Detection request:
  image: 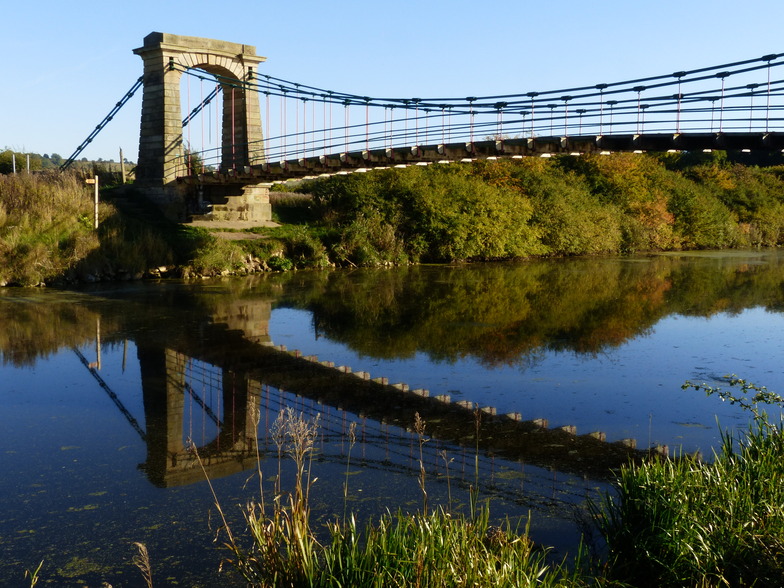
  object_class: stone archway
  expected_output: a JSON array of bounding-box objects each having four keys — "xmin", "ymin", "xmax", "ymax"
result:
[{"xmin": 133, "ymin": 32, "xmax": 269, "ymax": 221}]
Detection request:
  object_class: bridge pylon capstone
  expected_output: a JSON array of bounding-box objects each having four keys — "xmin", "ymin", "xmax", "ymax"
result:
[{"xmin": 133, "ymin": 32, "xmax": 270, "ymax": 222}]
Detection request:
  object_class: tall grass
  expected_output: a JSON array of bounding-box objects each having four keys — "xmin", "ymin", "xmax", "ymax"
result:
[
  {"xmin": 320, "ymin": 507, "xmax": 586, "ymax": 588},
  {"xmin": 0, "ymin": 171, "xmax": 100, "ymax": 285},
  {"xmin": 199, "ymin": 408, "xmax": 584, "ymax": 587},
  {"xmin": 0, "ymin": 171, "xmax": 88, "ymax": 222},
  {"xmin": 0, "ymin": 172, "xmax": 186, "ymax": 284},
  {"xmin": 595, "ymin": 377, "xmax": 784, "ymax": 587}
]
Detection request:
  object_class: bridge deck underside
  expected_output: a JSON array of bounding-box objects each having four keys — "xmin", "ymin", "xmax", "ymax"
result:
[{"xmin": 181, "ymin": 132, "xmax": 784, "ymax": 184}]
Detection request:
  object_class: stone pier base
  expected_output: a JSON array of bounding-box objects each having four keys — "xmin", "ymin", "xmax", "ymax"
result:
[
  {"xmin": 201, "ymin": 184, "xmax": 271, "ymax": 222},
  {"xmin": 132, "ymin": 32, "xmax": 269, "ymax": 225},
  {"xmin": 136, "ymin": 182, "xmax": 271, "ymax": 223}
]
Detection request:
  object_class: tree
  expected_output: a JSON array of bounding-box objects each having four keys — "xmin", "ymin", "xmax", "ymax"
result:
[{"xmin": 0, "ymin": 150, "xmax": 18, "ymax": 174}]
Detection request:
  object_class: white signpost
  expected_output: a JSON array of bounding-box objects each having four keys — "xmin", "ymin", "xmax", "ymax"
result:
[{"xmin": 85, "ymin": 176, "xmax": 99, "ymax": 229}]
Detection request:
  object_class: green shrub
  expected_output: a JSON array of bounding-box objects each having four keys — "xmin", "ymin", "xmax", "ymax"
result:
[
  {"xmin": 520, "ymin": 167, "xmax": 623, "ymax": 255},
  {"xmin": 188, "ymin": 236, "xmax": 247, "ymax": 275},
  {"xmin": 746, "ymin": 202, "xmax": 784, "ymax": 246},
  {"xmin": 307, "ymin": 164, "xmax": 542, "ymax": 263},
  {"xmin": 668, "ymin": 182, "xmax": 739, "ymax": 249},
  {"xmin": 267, "ymin": 255, "xmax": 294, "ymax": 271},
  {"xmin": 282, "ymin": 225, "xmax": 331, "ymax": 268},
  {"xmin": 330, "ymin": 211, "xmax": 409, "ymax": 266},
  {"xmin": 5, "ymin": 152, "xmax": 784, "ymax": 282}
]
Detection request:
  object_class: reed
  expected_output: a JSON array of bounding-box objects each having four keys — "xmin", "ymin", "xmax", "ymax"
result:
[
  {"xmin": 132, "ymin": 542, "xmax": 154, "ymax": 588},
  {"xmin": 24, "ymin": 560, "xmax": 43, "ymax": 588},
  {"xmin": 595, "ymin": 377, "xmax": 784, "ymax": 587},
  {"xmin": 208, "ymin": 407, "xmax": 322, "ymax": 586},
  {"xmin": 343, "ymin": 421, "xmax": 357, "ymax": 523},
  {"xmin": 414, "ymin": 411, "xmax": 428, "ymax": 514},
  {"xmin": 320, "ymin": 506, "xmax": 585, "ymax": 588},
  {"xmin": 199, "ymin": 407, "xmax": 584, "ymax": 587}
]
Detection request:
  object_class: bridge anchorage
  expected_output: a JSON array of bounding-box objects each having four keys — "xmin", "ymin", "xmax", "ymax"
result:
[
  {"xmin": 129, "ymin": 32, "xmax": 784, "ymax": 222},
  {"xmin": 133, "ymin": 32, "xmax": 270, "ymax": 222}
]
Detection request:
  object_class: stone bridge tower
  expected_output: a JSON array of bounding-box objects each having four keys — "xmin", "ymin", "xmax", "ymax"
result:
[{"xmin": 133, "ymin": 32, "xmax": 270, "ymax": 221}]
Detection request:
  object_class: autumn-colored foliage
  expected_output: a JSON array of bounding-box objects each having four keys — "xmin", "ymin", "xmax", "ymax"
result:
[{"xmin": 300, "ymin": 151, "xmax": 784, "ymax": 262}]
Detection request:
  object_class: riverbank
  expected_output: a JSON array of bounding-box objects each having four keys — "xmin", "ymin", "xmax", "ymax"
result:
[{"xmin": 1, "ymin": 150, "xmax": 783, "ymax": 286}]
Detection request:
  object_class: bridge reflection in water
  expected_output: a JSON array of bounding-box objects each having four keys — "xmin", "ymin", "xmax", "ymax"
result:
[
  {"xmin": 7, "ymin": 254, "xmax": 784, "ymax": 584},
  {"xmin": 53, "ymin": 249, "xmax": 784, "ymax": 500},
  {"xmin": 137, "ymin": 348, "xmax": 259, "ymax": 487},
  {"xmin": 118, "ymin": 291, "xmax": 639, "ymax": 517}
]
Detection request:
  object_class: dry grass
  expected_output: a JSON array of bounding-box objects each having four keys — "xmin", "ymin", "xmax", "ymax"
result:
[{"xmin": 0, "ymin": 172, "xmax": 99, "ymax": 285}]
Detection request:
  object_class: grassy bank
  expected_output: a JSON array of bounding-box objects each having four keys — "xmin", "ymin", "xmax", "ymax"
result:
[
  {"xmin": 0, "ymin": 171, "xmax": 235, "ymax": 285},
  {"xmin": 184, "ymin": 150, "xmax": 784, "ymax": 275},
  {"xmin": 200, "ymin": 407, "xmax": 590, "ymax": 588},
  {"xmin": 595, "ymin": 377, "xmax": 784, "ymax": 587},
  {"xmin": 2, "ymin": 150, "xmax": 784, "ymax": 285},
  {"xmin": 0, "ymin": 171, "xmax": 101, "ymax": 286}
]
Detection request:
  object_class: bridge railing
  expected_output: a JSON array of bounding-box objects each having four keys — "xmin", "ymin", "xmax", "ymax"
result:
[{"xmin": 173, "ymin": 52, "xmax": 784, "ymax": 177}]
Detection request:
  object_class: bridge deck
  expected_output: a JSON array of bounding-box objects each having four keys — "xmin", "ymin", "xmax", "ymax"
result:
[{"xmin": 181, "ymin": 132, "xmax": 784, "ymax": 184}]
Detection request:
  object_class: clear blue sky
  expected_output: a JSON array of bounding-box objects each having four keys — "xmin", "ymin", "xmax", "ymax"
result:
[{"xmin": 3, "ymin": 0, "xmax": 781, "ymax": 162}]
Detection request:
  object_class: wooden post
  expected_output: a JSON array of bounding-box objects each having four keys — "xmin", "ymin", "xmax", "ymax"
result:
[
  {"xmin": 95, "ymin": 317, "xmax": 102, "ymax": 370},
  {"xmin": 86, "ymin": 176, "xmax": 99, "ymax": 228},
  {"xmin": 88, "ymin": 317, "xmax": 102, "ymax": 370},
  {"xmin": 119, "ymin": 148, "xmax": 127, "ymax": 184},
  {"xmin": 93, "ymin": 175, "xmax": 99, "ymax": 228}
]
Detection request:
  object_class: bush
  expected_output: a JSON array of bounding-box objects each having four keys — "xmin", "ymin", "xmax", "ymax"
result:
[
  {"xmin": 306, "ymin": 164, "xmax": 542, "ymax": 263},
  {"xmin": 5, "ymin": 152, "xmax": 784, "ymax": 283},
  {"xmin": 668, "ymin": 182, "xmax": 739, "ymax": 249},
  {"xmin": 516, "ymin": 165, "xmax": 623, "ymax": 255},
  {"xmin": 188, "ymin": 236, "xmax": 247, "ymax": 275},
  {"xmin": 330, "ymin": 211, "xmax": 409, "ymax": 266},
  {"xmin": 282, "ymin": 225, "xmax": 331, "ymax": 268},
  {"xmin": 746, "ymin": 202, "xmax": 784, "ymax": 246}
]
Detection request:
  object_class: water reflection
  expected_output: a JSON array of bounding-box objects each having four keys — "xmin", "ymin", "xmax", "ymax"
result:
[
  {"xmin": 284, "ymin": 252, "xmax": 784, "ymax": 363},
  {"xmin": 5, "ymin": 250, "xmax": 783, "ymax": 369},
  {"xmin": 135, "ymin": 348, "xmax": 259, "ymax": 488},
  {"xmin": 3, "ymin": 251, "xmax": 784, "ymax": 473},
  {"xmin": 2, "ymin": 250, "xmax": 784, "ymax": 584}
]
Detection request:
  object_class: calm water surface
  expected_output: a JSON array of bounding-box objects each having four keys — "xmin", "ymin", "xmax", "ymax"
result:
[{"xmin": 2, "ymin": 251, "xmax": 784, "ymax": 585}]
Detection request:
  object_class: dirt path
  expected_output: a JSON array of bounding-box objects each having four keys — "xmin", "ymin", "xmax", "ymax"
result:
[{"xmin": 184, "ymin": 219, "xmax": 279, "ymax": 240}]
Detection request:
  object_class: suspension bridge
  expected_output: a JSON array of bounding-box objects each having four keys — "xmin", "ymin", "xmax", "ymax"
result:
[{"xmin": 63, "ymin": 32, "xmax": 784, "ymax": 222}]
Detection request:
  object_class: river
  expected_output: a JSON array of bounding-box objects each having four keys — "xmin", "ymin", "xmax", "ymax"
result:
[{"xmin": 2, "ymin": 250, "xmax": 783, "ymax": 586}]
